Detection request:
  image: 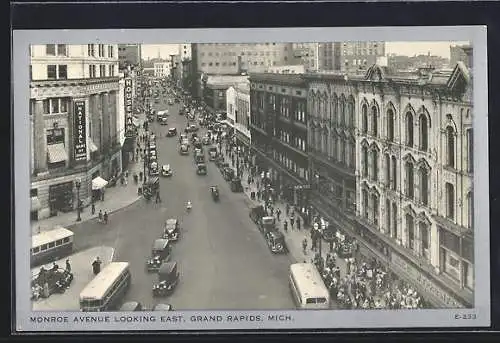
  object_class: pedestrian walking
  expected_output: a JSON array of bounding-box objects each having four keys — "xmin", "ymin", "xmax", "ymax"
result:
[
  {"xmin": 290, "ymin": 217, "xmax": 295, "ymax": 229},
  {"xmin": 297, "ymin": 217, "xmax": 301, "ymax": 230},
  {"xmin": 155, "ymin": 191, "xmax": 162, "ymax": 203},
  {"xmin": 91, "ymin": 202, "xmax": 96, "ymax": 215},
  {"xmin": 329, "ymin": 240, "xmax": 334, "ymax": 253},
  {"xmin": 98, "ymin": 210, "xmax": 103, "ymax": 223},
  {"xmin": 103, "ymin": 211, "xmax": 108, "ymax": 224},
  {"xmin": 92, "ymin": 257, "xmax": 102, "ymax": 275},
  {"xmin": 286, "ymin": 203, "xmax": 290, "ymax": 216},
  {"xmin": 302, "ymin": 238, "xmax": 308, "ymax": 254},
  {"xmin": 283, "ymin": 220, "xmax": 288, "ymax": 233},
  {"xmin": 276, "ymin": 208, "xmax": 281, "ymax": 221},
  {"xmin": 139, "ymin": 171, "xmax": 143, "ymax": 182},
  {"xmin": 65, "ymin": 259, "xmax": 71, "ymax": 273}
]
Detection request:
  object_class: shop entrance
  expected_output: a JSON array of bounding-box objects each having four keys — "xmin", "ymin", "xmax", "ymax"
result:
[{"xmin": 48, "ymin": 181, "xmax": 73, "ymax": 216}]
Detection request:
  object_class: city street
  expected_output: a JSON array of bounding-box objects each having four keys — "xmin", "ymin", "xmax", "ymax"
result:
[{"xmin": 69, "ymin": 91, "xmax": 295, "ymax": 310}]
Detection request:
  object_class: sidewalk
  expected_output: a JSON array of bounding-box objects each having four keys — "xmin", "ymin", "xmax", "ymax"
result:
[{"xmin": 31, "ymin": 246, "xmax": 114, "ymax": 311}]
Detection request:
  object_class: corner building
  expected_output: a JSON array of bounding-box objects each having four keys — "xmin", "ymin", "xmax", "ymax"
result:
[{"xmin": 30, "ymin": 44, "xmax": 121, "ymax": 221}]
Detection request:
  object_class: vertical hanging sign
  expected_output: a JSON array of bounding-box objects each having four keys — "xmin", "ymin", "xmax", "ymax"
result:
[
  {"xmin": 74, "ymin": 100, "xmax": 87, "ymax": 161},
  {"xmin": 124, "ymin": 77, "xmax": 136, "ymax": 137}
]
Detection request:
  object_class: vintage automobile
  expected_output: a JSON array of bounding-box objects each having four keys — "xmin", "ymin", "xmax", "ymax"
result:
[
  {"xmin": 259, "ymin": 216, "xmax": 277, "ymax": 234},
  {"xmin": 163, "ymin": 218, "xmax": 180, "ymax": 241},
  {"xmin": 191, "ymin": 132, "xmax": 198, "ymax": 142},
  {"xmin": 146, "ymin": 238, "xmax": 172, "ymax": 272},
  {"xmin": 230, "ymin": 178, "xmax": 243, "ymax": 193},
  {"xmin": 196, "ymin": 163, "xmax": 207, "ymax": 175},
  {"xmin": 249, "ymin": 205, "xmax": 266, "ymax": 225},
  {"xmin": 210, "ymin": 186, "xmax": 220, "ymax": 201},
  {"xmin": 119, "ymin": 301, "xmax": 143, "ymax": 311},
  {"xmin": 194, "ymin": 152, "xmax": 205, "ymax": 164},
  {"xmin": 166, "ymin": 127, "xmax": 177, "ymax": 137},
  {"xmin": 152, "ymin": 261, "xmax": 179, "ymax": 297},
  {"xmin": 265, "ymin": 230, "xmax": 287, "ymax": 254},
  {"xmin": 143, "ymin": 177, "xmax": 160, "ymax": 200},
  {"xmin": 208, "ymin": 147, "xmax": 218, "ymax": 161},
  {"xmin": 193, "ymin": 141, "xmax": 203, "ymax": 151},
  {"xmin": 161, "ymin": 164, "xmax": 173, "ymax": 177},
  {"xmin": 159, "ymin": 116, "xmax": 168, "ymax": 125},
  {"xmin": 179, "ymin": 144, "xmax": 189, "ymax": 155},
  {"xmin": 223, "ymin": 167, "xmax": 235, "ymax": 181},
  {"xmin": 188, "ymin": 124, "xmax": 199, "ymax": 132},
  {"xmin": 149, "ymin": 161, "xmax": 159, "ymax": 176},
  {"xmin": 181, "ymin": 138, "xmax": 190, "ymax": 147}
]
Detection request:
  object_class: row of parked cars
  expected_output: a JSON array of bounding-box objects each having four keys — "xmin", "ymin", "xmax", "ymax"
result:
[{"xmin": 249, "ymin": 205, "xmax": 288, "ymax": 254}]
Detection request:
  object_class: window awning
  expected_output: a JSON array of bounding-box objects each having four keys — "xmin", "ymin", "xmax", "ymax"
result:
[
  {"xmin": 132, "ymin": 117, "xmax": 140, "ymax": 127},
  {"xmin": 92, "ymin": 176, "xmax": 108, "ymax": 190},
  {"xmin": 47, "ymin": 143, "xmax": 68, "ymax": 163},
  {"xmin": 31, "ymin": 196, "xmax": 41, "ymax": 211},
  {"xmin": 89, "ymin": 139, "xmax": 98, "ymax": 153}
]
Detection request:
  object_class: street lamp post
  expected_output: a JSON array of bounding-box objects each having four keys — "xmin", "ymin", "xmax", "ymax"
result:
[{"xmin": 75, "ymin": 178, "xmax": 81, "ymax": 222}]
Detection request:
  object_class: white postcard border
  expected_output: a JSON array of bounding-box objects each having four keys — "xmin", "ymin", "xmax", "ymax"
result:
[{"xmin": 13, "ymin": 26, "xmax": 490, "ymax": 331}]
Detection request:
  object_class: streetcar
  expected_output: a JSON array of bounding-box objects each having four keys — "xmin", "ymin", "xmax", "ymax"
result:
[{"xmin": 31, "ymin": 227, "xmax": 74, "ymax": 267}]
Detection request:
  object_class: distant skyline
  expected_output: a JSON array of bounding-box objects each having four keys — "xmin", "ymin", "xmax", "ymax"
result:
[{"xmin": 140, "ymin": 41, "xmax": 470, "ymax": 60}]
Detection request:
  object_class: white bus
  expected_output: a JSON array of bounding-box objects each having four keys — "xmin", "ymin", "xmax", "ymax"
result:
[
  {"xmin": 289, "ymin": 263, "xmax": 330, "ymax": 309},
  {"xmin": 31, "ymin": 227, "xmax": 74, "ymax": 267},
  {"xmin": 79, "ymin": 262, "xmax": 131, "ymax": 312}
]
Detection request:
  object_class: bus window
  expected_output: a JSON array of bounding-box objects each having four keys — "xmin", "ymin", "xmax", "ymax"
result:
[
  {"xmin": 56, "ymin": 239, "xmax": 63, "ymax": 246},
  {"xmin": 306, "ymin": 298, "xmax": 317, "ymax": 304},
  {"xmin": 40, "ymin": 244, "xmax": 47, "ymax": 251},
  {"xmin": 63, "ymin": 237, "xmax": 70, "ymax": 243},
  {"xmin": 32, "ymin": 247, "xmax": 40, "ymax": 254},
  {"xmin": 316, "ymin": 297, "xmax": 327, "ymax": 303},
  {"xmin": 48, "ymin": 242, "xmax": 55, "ymax": 248}
]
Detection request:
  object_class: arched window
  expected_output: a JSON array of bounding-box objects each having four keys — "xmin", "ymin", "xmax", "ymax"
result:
[
  {"xmin": 372, "ymin": 106, "xmax": 378, "ymax": 137},
  {"xmin": 372, "ymin": 194, "xmax": 379, "ymax": 226},
  {"xmin": 420, "ymin": 222, "xmax": 429, "ymax": 259},
  {"xmin": 332, "ymin": 135, "xmax": 338, "ymax": 161},
  {"xmin": 445, "ymin": 182, "xmax": 454, "ymax": 220},
  {"xmin": 340, "ymin": 138, "xmax": 346, "ymax": 164},
  {"xmin": 385, "ymin": 154, "xmax": 391, "ymax": 185},
  {"xmin": 387, "ymin": 109, "xmax": 395, "ymax": 142},
  {"xmin": 341, "ymin": 98, "xmax": 346, "ymax": 126},
  {"xmin": 385, "ymin": 199, "xmax": 391, "ymax": 235},
  {"xmin": 391, "ymin": 156, "xmax": 397, "ymax": 190},
  {"xmin": 419, "ymin": 113, "xmax": 428, "ymax": 151},
  {"xmin": 372, "ymin": 149, "xmax": 379, "ymax": 182},
  {"xmin": 406, "ymin": 112, "xmax": 414, "ymax": 147},
  {"xmin": 406, "ymin": 214, "xmax": 415, "ymax": 249},
  {"xmin": 405, "ymin": 161, "xmax": 414, "ymax": 199},
  {"xmin": 392, "ymin": 203, "xmax": 398, "ymax": 239},
  {"xmin": 348, "ymin": 98, "xmax": 355, "ymax": 128},
  {"xmin": 419, "ymin": 165, "xmax": 429, "ymax": 206},
  {"xmin": 446, "ymin": 126, "xmax": 455, "ymax": 168},
  {"xmin": 467, "ymin": 191, "xmax": 474, "ymax": 228},
  {"xmin": 362, "ymin": 146, "xmax": 369, "ymax": 177},
  {"xmin": 362, "ymin": 189, "xmax": 369, "ymax": 218},
  {"xmin": 362, "ymin": 105, "xmax": 368, "ymax": 134},
  {"xmin": 331, "ymin": 97, "xmax": 337, "ymax": 125},
  {"xmin": 350, "ymin": 139, "xmax": 356, "ymax": 169}
]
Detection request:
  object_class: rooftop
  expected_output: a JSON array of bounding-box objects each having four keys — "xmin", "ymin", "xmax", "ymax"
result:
[{"xmin": 249, "ymin": 72, "xmax": 305, "ymax": 86}]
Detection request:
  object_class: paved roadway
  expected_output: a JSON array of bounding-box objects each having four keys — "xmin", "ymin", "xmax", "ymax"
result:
[{"xmin": 69, "ymin": 88, "xmax": 295, "ymax": 311}]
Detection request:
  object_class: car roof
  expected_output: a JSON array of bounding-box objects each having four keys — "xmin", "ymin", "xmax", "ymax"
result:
[
  {"xmin": 159, "ymin": 261, "xmax": 177, "ymax": 274},
  {"xmin": 166, "ymin": 218, "xmax": 177, "ymax": 224},
  {"xmin": 268, "ymin": 230, "xmax": 284, "ymax": 238},
  {"xmin": 153, "ymin": 303, "xmax": 172, "ymax": 311},
  {"xmin": 153, "ymin": 238, "xmax": 169, "ymax": 250},
  {"xmin": 119, "ymin": 301, "xmax": 142, "ymax": 311}
]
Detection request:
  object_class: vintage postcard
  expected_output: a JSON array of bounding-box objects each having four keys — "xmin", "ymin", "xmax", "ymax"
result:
[{"xmin": 12, "ymin": 27, "xmax": 489, "ymax": 332}]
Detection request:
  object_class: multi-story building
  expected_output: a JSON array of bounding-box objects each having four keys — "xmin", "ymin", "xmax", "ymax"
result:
[
  {"xmin": 30, "ymin": 44, "xmax": 121, "ymax": 221},
  {"xmin": 194, "ymin": 43, "xmax": 294, "ymax": 75},
  {"xmin": 302, "ymin": 72, "xmax": 358, "ymax": 223},
  {"xmin": 153, "ymin": 61, "xmax": 170, "ymax": 78},
  {"xmin": 292, "ymin": 43, "xmax": 334, "ymax": 72},
  {"xmin": 202, "ymin": 75, "xmax": 249, "ymax": 113},
  {"xmin": 179, "ymin": 44, "xmax": 192, "ymax": 61},
  {"xmin": 266, "ymin": 65, "xmax": 305, "ymax": 74},
  {"xmin": 450, "ymin": 44, "xmax": 472, "ymax": 68},
  {"xmin": 226, "ymin": 82, "xmax": 251, "ymax": 153},
  {"xmin": 118, "ymin": 44, "xmax": 141, "ymax": 70},
  {"xmin": 249, "ymin": 73, "xmax": 309, "ymax": 207},
  {"xmin": 333, "ymin": 41, "xmax": 385, "ymax": 73}
]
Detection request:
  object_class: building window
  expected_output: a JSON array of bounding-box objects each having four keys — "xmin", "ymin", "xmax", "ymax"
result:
[
  {"xmin": 372, "ymin": 194, "xmax": 379, "ymax": 226},
  {"xmin": 446, "ymin": 182, "xmax": 455, "ymax": 220},
  {"xmin": 385, "ymin": 199, "xmax": 391, "ymax": 235},
  {"xmin": 467, "ymin": 191, "xmax": 474, "ymax": 229},
  {"xmin": 361, "ymin": 104, "xmax": 368, "ymax": 134},
  {"xmin": 362, "ymin": 189, "xmax": 369, "ymax": 219},
  {"xmin": 89, "ymin": 64, "xmax": 96, "ymax": 78},
  {"xmin": 98, "ymin": 44, "xmax": 105, "ymax": 57},
  {"xmin": 108, "ymin": 45, "xmax": 114, "ymax": 58},
  {"xmin": 43, "ymin": 98, "xmax": 69, "ymax": 115},
  {"xmin": 109, "ymin": 64, "xmax": 115, "ymax": 76},
  {"xmin": 446, "ymin": 126, "xmax": 455, "ymax": 168},
  {"xmin": 420, "ymin": 222, "xmax": 430, "ymax": 259},
  {"xmin": 88, "ymin": 44, "xmax": 95, "ymax": 56},
  {"xmin": 57, "ymin": 44, "xmax": 67, "ymax": 56},
  {"xmin": 384, "ymin": 154, "xmax": 390, "ymax": 185},
  {"xmin": 387, "ymin": 109, "xmax": 395, "ymax": 142},
  {"xmin": 419, "ymin": 165, "xmax": 429, "ymax": 206},
  {"xmin": 46, "ymin": 44, "xmax": 56, "ymax": 55},
  {"xmin": 371, "ymin": 149, "xmax": 379, "ymax": 182},
  {"xmin": 46, "ymin": 128, "xmax": 65, "ymax": 145},
  {"xmin": 405, "ymin": 161, "xmax": 414, "ymax": 199},
  {"xmin": 406, "ymin": 112, "xmax": 414, "ymax": 147},
  {"xmin": 99, "ymin": 65, "xmax": 106, "ymax": 77},
  {"xmin": 392, "ymin": 203, "xmax": 398, "ymax": 239},
  {"xmin": 419, "ymin": 113, "xmax": 429, "ymax": 151},
  {"xmin": 371, "ymin": 106, "xmax": 378, "ymax": 137},
  {"xmin": 47, "ymin": 65, "xmax": 57, "ymax": 79},
  {"xmin": 406, "ymin": 214, "xmax": 415, "ymax": 250},
  {"xmin": 391, "ymin": 156, "xmax": 397, "ymax": 190},
  {"xmin": 467, "ymin": 129, "xmax": 473, "ymax": 172},
  {"xmin": 362, "ymin": 146, "xmax": 369, "ymax": 177}
]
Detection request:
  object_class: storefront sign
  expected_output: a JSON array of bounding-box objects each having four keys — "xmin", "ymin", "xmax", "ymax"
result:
[
  {"xmin": 73, "ymin": 101, "xmax": 87, "ymax": 161},
  {"xmin": 124, "ymin": 78, "xmax": 136, "ymax": 138},
  {"xmin": 391, "ymin": 252, "xmax": 464, "ymax": 308}
]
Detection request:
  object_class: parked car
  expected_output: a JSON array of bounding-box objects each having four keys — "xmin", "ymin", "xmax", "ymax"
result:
[
  {"xmin": 265, "ymin": 231, "xmax": 287, "ymax": 254},
  {"xmin": 152, "ymin": 303, "xmax": 173, "ymax": 311},
  {"xmin": 161, "ymin": 164, "xmax": 173, "ymax": 177},
  {"xmin": 163, "ymin": 218, "xmax": 180, "ymax": 241},
  {"xmin": 249, "ymin": 205, "xmax": 266, "ymax": 225},
  {"xmin": 166, "ymin": 127, "xmax": 177, "ymax": 137},
  {"xmin": 196, "ymin": 163, "xmax": 207, "ymax": 175},
  {"xmin": 179, "ymin": 144, "xmax": 189, "ymax": 155},
  {"xmin": 119, "ymin": 301, "xmax": 143, "ymax": 311},
  {"xmin": 152, "ymin": 262, "xmax": 179, "ymax": 297}
]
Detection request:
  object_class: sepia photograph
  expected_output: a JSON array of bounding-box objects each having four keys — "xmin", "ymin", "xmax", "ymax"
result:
[{"xmin": 13, "ymin": 27, "xmax": 489, "ymax": 331}]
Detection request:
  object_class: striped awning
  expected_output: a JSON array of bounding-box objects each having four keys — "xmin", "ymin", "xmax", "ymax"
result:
[
  {"xmin": 89, "ymin": 139, "xmax": 98, "ymax": 153},
  {"xmin": 47, "ymin": 143, "xmax": 68, "ymax": 163},
  {"xmin": 31, "ymin": 196, "xmax": 41, "ymax": 211}
]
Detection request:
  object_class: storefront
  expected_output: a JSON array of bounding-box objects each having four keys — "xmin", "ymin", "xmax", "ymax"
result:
[
  {"xmin": 121, "ymin": 136, "xmax": 136, "ymax": 171},
  {"xmin": 48, "ymin": 181, "xmax": 74, "ymax": 216}
]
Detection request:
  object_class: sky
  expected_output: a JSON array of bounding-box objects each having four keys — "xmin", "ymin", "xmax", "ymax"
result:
[{"xmin": 141, "ymin": 41, "xmax": 470, "ymax": 60}]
